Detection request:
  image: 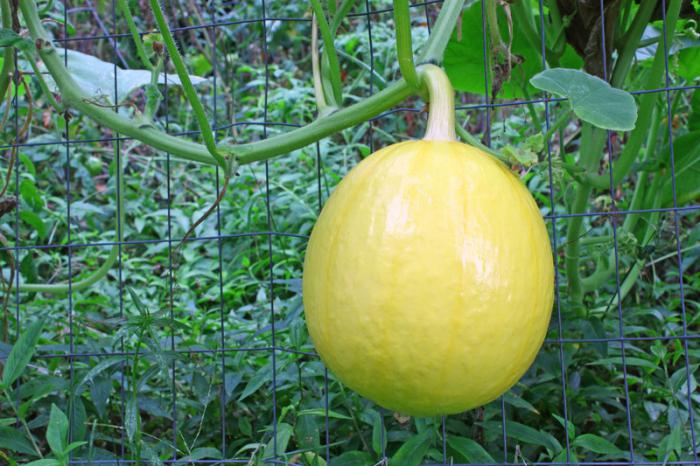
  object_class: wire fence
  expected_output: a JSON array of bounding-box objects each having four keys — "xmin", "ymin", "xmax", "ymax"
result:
[{"xmin": 1, "ymin": 0, "xmax": 699, "ymax": 465}]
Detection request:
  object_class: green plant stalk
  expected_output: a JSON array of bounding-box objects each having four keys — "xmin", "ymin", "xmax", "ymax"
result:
[
  {"xmin": 327, "ymin": 0, "xmax": 336, "ymax": 17},
  {"xmin": 24, "ymin": 50, "xmax": 62, "ymax": 110},
  {"xmin": 18, "ymin": 144, "xmax": 125, "ymax": 294},
  {"xmin": 589, "ymin": 0, "xmax": 681, "ymax": 189},
  {"xmin": 510, "ymin": 1, "xmax": 553, "ymax": 61},
  {"xmin": 0, "ymin": 0, "xmax": 14, "ymax": 104},
  {"xmin": 330, "ymin": 0, "xmax": 358, "ymax": 33},
  {"xmin": 310, "ymin": 0, "xmax": 343, "ymax": 106},
  {"xmin": 393, "ymin": 0, "xmax": 420, "ymax": 90},
  {"xmin": 117, "ymin": 0, "xmax": 153, "ymax": 71},
  {"xmin": 613, "ymin": 0, "xmax": 657, "ymax": 86},
  {"xmin": 311, "ymin": 14, "xmax": 329, "ymax": 112},
  {"xmin": 2, "ymin": 389, "xmax": 44, "ymax": 457},
  {"xmin": 565, "ymin": 124, "xmax": 606, "ymax": 305},
  {"xmin": 417, "ymin": 0, "xmax": 466, "ymax": 64},
  {"xmin": 148, "ymin": 0, "xmax": 227, "ymax": 169},
  {"xmin": 144, "ymin": 57, "xmax": 163, "ymax": 120},
  {"xmin": 582, "ymin": 108, "xmax": 660, "ymax": 292}
]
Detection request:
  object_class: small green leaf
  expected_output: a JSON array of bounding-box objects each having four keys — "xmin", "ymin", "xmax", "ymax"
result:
[
  {"xmin": 178, "ymin": 447, "xmax": 223, "ymax": 461},
  {"xmin": 506, "ymin": 421, "xmax": 562, "ymax": 455},
  {"xmin": 25, "ymin": 460, "xmax": 61, "ymax": 466},
  {"xmin": 0, "ymin": 426, "xmax": 38, "ymax": 455},
  {"xmin": 19, "ymin": 210, "xmax": 47, "ymax": 240},
  {"xmin": 389, "ymin": 430, "xmax": 432, "ymax": 466},
  {"xmin": 46, "ymin": 404, "xmax": 69, "ymax": 456},
  {"xmin": 331, "ymin": 451, "xmax": 373, "ymax": 466},
  {"xmin": 0, "ymin": 28, "xmax": 34, "ymax": 54},
  {"xmin": 503, "ymin": 145, "xmax": 538, "ymax": 167},
  {"xmin": 573, "ymin": 433, "xmax": 627, "ymax": 458},
  {"xmin": 530, "ymin": 68, "xmax": 637, "ymax": 131},
  {"xmin": 124, "ymin": 397, "xmax": 139, "ymax": 443},
  {"xmin": 2, "ymin": 319, "xmax": 44, "ymax": 387},
  {"xmin": 447, "ymin": 436, "xmax": 495, "ymax": 463},
  {"xmin": 298, "ymin": 408, "xmax": 352, "ymax": 420}
]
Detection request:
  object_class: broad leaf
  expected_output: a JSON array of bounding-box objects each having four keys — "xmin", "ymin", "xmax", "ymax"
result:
[
  {"xmin": 178, "ymin": 447, "xmax": 223, "ymax": 461},
  {"xmin": 0, "ymin": 426, "xmax": 38, "ymax": 456},
  {"xmin": 47, "ymin": 404, "xmax": 68, "ymax": 457},
  {"xmin": 0, "ymin": 28, "xmax": 34, "ymax": 54},
  {"xmin": 331, "ymin": 451, "xmax": 373, "ymax": 466},
  {"xmin": 2, "ymin": 319, "xmax": 44, "ymax": 388},
  {"xmin": 505, "ymin": 421, "xmax": 562, "ymax": 455},
  {"xmin": 444, "ymin": 1, "xmax": 547, "ymax": 98},
  {"xmin": 447, "ymin": 436, "xmax": 495, "ymax": 463},
  {"xmin": 659, "ymin": 131, "xmax": 700, "ymax": 207},
  {"xmin": 125, "ymin": 397, "xmax": 139, "ymax": 443},
  {"xmin": 573, "ymin": 433, "xmax": 627, "ymax": 458},
  {"xmin": 530, "ymin": 68, "xmax": 637, "ymax": 131},
  {"xmin": 36, "ymin": 48, "xmax": 207, "ymax": 104},
  {"xmin": 389, "ymin": 430, "xmax": 432, "ymax": 466}
]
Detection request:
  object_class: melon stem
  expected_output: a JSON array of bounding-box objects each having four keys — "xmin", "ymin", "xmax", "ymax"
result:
[{"xmin": 419, "ymin": 65, "xmax": 457, "ymax": 142}]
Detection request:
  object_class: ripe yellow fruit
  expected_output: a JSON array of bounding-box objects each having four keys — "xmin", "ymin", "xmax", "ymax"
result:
[{"xmin": 302, "ymin": 140, "xmax": 554, "ymax": 416}]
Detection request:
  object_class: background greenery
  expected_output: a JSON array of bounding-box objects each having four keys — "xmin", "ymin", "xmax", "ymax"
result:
[{"xmin": 0, "ymin": 0, "xmax": 698, "ymax": 465}]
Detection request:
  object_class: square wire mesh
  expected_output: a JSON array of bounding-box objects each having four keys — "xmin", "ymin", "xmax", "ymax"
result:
[{"xmin": 0, "ymin": 0, "xmax": 699, "ymax": 465}]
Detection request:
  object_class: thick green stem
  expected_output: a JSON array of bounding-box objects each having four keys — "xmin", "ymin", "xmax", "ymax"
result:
[
  {"xmin": 117, "ymin": 0, "xmax": 154, "ymax": 71},
  {"xmin": 565, "ymin": 124, "xmax": 607, "ymax": 305},
  {"xmin": 0, "ymin": 0, "xmax": 14, "ymax": 104},
  {"xmin": 612, "ymin": 0, "xmax": 658, "ymax": 87},
  {"xmin": 311, "ymin": 14, "xmax": 328, "ymax": 112},
  {"xmin": 419, "ymin": 65, "xmax": 456, "ymax": 141},
  {"xmin": 393, "ymin": 0, "xmax": 420, "ymax": 90},
  {"xmin": 149, "ymin": 0, "xmax": 226, "ymax": 168},
  {"xmin": 589, "ymin": 0, "xmax": 681, "ymax": 189},
  {"xmin": 417, "ymin": 0, "xmax": 466, "ymax": 64},
  {"xmin": 310, "ymin": 0, "xmax": 343, "ymax": 106}
]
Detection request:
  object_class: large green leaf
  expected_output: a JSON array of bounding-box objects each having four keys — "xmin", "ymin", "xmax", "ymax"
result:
[
  {"xmin": 505, "ymin": 421, "xmax": 562, "ymax": 455},
  {"xmin": 0, "ymin": 426, "xmax": 38, "ymax": 456},
  {"xmin": 389, "ymin": 430, "xmax": 432, "ymax": 466},
  {"xmin": 444, "ymin": 1, "xmax": 543, "ymax": 98},
  {"xmin": 33, "ymin": 48, "xmax": 207, "ymax": 104},
  {"xmin": 660, "ymin": 131, "xmax": 700, "ymax": 207},
  {"xmin": 447, "ymin": 436, "xmax": 495, "ymax": 463},
  {"xmin": 689, "ymin": 90, "xmax": 700, "ymax": 132},
  {"xmin": 573, "ymin": 433, "xmax": 627, "ymax": 458},
  {"xmin": 530, "ymin": 68, "xmax": 637, "ymax": 131},
  {"xmin": 331, "ymin": 451, "xmax": 373, "ymax": 466},
  {"xmin": 1, "ymin": 319, "xmax": 44, "ymax": 388},
  {"xmin": 46, "ymin": 404, "xmax": 69, "ymax": 457},
  {"xmin": 679, "ymin": 46, "xmax": 700, "ymax": 81}
]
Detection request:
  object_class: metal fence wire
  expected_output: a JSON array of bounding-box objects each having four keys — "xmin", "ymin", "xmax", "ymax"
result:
[{"xmin": 0, "ymin": 0, "xmax": 699, "ymax": 464}]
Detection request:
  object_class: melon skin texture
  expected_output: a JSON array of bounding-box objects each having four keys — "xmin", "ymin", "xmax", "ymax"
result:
[{"xmin": 302, "ymin": 140, "xmax": 554, "ymax": 417}]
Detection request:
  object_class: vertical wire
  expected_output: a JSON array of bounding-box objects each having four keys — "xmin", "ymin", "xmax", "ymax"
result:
[
  {"xmin": 162, "ymin": 21, "xmax": 178, "ymax": 465},
  {"xmin": 209, "ymin": 2, "xmax": 230, "ymax": 456},
  {"xmin": 363, "ymin": 1, "xmax": 383, "ymax": 462},
  {"xmin": 598, "ymin": 0, "xmax": 636, "ymax": 458},
  {"xmin": 11, "ymin": 1, "xmax": 21, "ymax": 449},
  {"xmin": 64, "ymin": 0, "xmax": 76, "ymax": 453},
  {"xmin": 658, "ymin": 0, "xmax": 699, "ymax": 459},
  {"xmin": 315, "ymin": 138, "xmax": 331, "ymax": 463},
  {"xmin": 478, "ymin": 0, "xmax": 503, "ymax": 460},
  {"xmin": 260, "ymin": 0, "xmax": 279, "ymax": 459},
  {"xmin": 536, "ymin": 0, "xmax": 572, "ymax": 460}
]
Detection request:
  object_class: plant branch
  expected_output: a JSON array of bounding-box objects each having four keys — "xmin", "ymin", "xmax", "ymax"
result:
[
  {"xmin": 149, "ymin": 0, "xmax": 227, "ymax": 169},
  {"xmin": 393, "ymin": 0, "xmax": 420, "ymax": 90},
  {"xmin": 311, "ymin": 14, "xmax": 328, "ymax": 112},
  {"xmin": 117, "ymin": 0, "xmax": 154, "ymax": 71},
  {"xmin": 310, "ymin": 0, "xmax": 343, "ymax": 106},
  {"xmin": 417, "ymin": 0, "xmax": 466, "ymax": 64}
]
